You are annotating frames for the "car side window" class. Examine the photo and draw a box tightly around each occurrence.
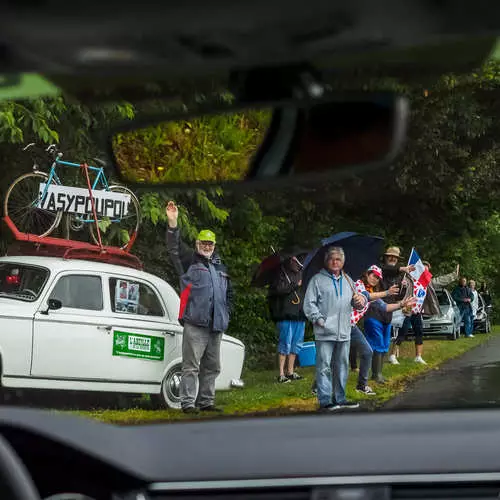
[50,275,103,311]
[109,277,164,317]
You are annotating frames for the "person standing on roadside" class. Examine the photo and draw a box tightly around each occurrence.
[165,201,233,414]
[389,260,460,365]
[353,265,415,393]
[373,247,414,372]
[303,246,367,411]
[452,277,474,338]
[480,282,492,307]
[268,255,306,383]
[469,280,479,321]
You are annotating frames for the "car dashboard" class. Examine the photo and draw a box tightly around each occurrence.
[1,407,500,500]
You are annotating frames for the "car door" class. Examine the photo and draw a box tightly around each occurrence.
[100,274,181,384]
[450,292,461,331]
[32,272,115,381]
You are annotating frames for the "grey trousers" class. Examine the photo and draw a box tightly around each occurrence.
[180,322,223,409]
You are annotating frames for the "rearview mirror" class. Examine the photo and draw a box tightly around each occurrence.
[108,93,408,187]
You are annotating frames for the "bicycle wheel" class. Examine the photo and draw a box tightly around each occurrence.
[88,185,141,250]
[4,172,62,237]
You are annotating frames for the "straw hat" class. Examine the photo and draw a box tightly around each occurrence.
[384,246,403,260]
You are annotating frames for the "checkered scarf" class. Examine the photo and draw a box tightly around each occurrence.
[351,279,371,325]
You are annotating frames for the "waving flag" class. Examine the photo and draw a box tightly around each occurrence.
[408,248,433,313]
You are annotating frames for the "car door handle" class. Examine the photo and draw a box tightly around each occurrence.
[162,331,176,337]
[97,325,113,332]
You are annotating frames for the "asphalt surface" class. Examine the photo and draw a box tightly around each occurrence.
[384,334,500,410]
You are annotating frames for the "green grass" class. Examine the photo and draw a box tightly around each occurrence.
[71,329,499,425]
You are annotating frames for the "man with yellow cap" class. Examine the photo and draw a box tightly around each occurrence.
[166,201,233,414]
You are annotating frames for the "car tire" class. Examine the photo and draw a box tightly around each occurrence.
[449,329,458,341]
[153,364,182,409]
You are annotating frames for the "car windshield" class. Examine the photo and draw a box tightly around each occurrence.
[0,263,48,301]
[0,60,498,423]
[436,291,451,307]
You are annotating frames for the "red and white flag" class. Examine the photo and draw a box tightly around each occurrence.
[408,248,433,314]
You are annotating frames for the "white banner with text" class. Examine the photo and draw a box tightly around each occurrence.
[38,183,131,218]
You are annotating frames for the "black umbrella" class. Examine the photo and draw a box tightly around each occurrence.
[302,232,385,290]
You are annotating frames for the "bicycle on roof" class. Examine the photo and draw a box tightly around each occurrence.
[3,143,141,250]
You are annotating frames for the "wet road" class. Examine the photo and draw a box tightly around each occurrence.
[384,334,500,410]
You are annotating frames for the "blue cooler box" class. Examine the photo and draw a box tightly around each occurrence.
[297,341,316,367]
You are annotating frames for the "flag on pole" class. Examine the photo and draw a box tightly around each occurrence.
[408,248,433,313]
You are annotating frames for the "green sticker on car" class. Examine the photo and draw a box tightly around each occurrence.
[112,330,165,361]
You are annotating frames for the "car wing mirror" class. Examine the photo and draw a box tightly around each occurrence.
[41,298,63,315]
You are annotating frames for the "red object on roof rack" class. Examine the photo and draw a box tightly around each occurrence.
[3,216,143,271]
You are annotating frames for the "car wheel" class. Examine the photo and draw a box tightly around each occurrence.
[449,329,458,341]
[154,364,182,409]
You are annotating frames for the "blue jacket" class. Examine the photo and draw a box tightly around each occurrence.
[166,227,233,333]
[303,269,366,342]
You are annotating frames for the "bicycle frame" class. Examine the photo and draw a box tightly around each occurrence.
[38,158,113,223]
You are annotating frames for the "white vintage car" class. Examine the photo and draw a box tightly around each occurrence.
[0,255,245,408]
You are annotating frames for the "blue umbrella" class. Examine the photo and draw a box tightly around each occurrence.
[302,232,385,290]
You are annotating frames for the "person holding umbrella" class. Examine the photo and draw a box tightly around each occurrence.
[303,246,367,411]
[268,254,306,383]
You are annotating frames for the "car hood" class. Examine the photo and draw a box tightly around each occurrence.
[425,305,450,320]
[0,297,36,314]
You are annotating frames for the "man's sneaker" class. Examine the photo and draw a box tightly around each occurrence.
[356,385,376,396]
[287,372,303,381]
[199,405,224,413]
[388,354,400,365]
[337,400,360,409]
[318,403,341,412]
[466,334,475,338]
[182,407,199,414]
[414,356,427,365]
[278,375,291,384]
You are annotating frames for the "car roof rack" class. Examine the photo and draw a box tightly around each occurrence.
[3,216,143,271]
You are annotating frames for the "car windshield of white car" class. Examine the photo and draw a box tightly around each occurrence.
[0,264,49,301]
[436,291,450,306]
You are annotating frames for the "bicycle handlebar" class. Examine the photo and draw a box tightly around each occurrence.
[23,143,63,162]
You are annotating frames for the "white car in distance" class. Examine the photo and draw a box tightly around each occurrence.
[0,255,245,409]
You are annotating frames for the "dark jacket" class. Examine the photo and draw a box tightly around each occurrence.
[452,285,473,311]
[166,227,233,333]
[267,263,305,322]
[366,263,408,324]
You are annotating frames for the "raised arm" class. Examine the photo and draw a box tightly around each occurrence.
[165,201,194,276]
[432,265,459,288]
